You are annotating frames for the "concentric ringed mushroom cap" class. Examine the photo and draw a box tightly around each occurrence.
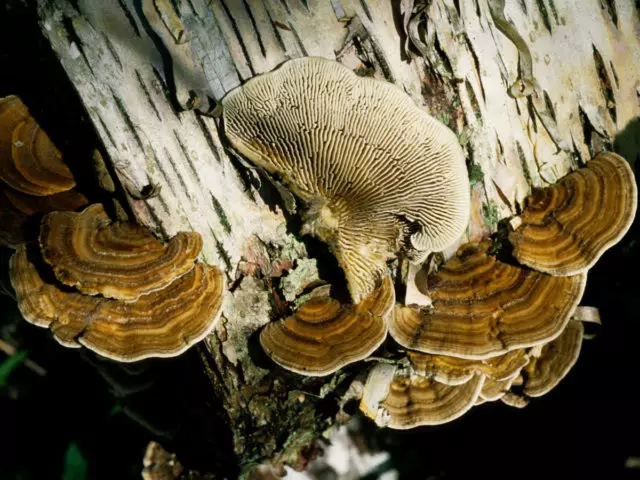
[259,275,394,376]
[0,95,75,196]
[10,244,225,361]
[223,57,469,302]
[359,364,484,429]
[523,319,584,397]
[389,242,586,359]
[408,349,529,385]
[509,151,637,276]
[39,203,203,301]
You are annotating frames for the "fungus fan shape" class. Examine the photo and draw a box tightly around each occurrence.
[10,203,225,362]
[389,242,586,359]
[260,275,394,376]
[0,95,76,196]
[40,204,202,301]
[509,151,637,276]
[360,364,484,429]
[523,320,584,397]
[223,57,469,302]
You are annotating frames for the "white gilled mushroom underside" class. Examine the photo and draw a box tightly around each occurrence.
[223,57,470,302]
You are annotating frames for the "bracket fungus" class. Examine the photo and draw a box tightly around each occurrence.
[39,204,202,301]
[360,364,484,429]
[389,242,586,359]
[408,349,529,386]
[222,57,469,302]
[259,275,394,376]
[509,152,637,276]
[9,204,225,362]
[0,95,76,196]
[522,319,584,397]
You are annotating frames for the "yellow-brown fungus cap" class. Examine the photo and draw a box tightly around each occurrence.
[259,275,394,376]
[0,96,75,196]
[39,204,202,301]
[360,364,484,428]
[389,242,586,359]
[523,320,584,397]
[509,152,637,276]
[10,244,224,361]
[408,349,529,385]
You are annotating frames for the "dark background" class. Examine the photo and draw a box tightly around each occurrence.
[1,2,639,479]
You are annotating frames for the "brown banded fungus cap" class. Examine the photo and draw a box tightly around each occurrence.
[360,364,484,428]
[222,57,469,302]
[259,275,394,376]
[389,241,586,359]
[522,319,584,397]
[408,349,529,386]
[39,204,202,301]
[10,244,224,361]
[0,95,76,196]
[509,152,637,276]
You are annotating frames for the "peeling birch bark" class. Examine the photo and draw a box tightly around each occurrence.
[36,0,640,475]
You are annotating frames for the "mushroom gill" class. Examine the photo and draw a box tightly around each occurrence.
[222,57,469,302]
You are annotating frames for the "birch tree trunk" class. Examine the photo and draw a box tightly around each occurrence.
[35,0,640,476]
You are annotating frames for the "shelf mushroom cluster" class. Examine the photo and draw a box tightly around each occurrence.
[9,203,225,362]
[360,151,636,428]
[0,95,88,248]
[222,57,636,427]
[222,56,469,379]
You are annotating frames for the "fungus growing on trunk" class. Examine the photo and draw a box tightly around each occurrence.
[10,242,224,362]
[39,204,202,301]
[10,203,225,361]
[259,275,394,376]
[359,364,484,428]
[509,151,637,276]
[222,57,469,302]
[389,242,586,359]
